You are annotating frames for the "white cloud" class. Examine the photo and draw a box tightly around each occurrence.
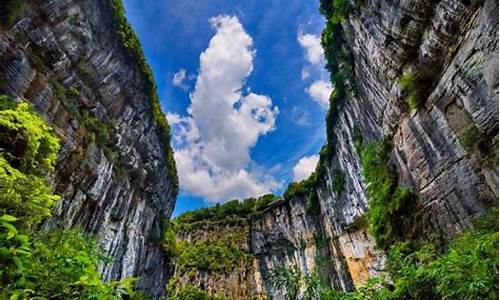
[293,155,319,182]
[168,15,280,203]
[297,30,334,108]
[297,31,324,65]
[306,80,333,107]
[172,68,189,91]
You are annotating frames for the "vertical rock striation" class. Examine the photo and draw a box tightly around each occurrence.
[0,0,177,297]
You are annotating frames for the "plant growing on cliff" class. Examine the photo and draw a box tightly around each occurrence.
[1,0,26,28]
[0,95,148,299]
[358,138,415,249]
[317,210,498,300]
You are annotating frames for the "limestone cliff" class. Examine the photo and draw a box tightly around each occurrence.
[0,0,177,297]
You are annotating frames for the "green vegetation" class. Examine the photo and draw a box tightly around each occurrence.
[108,0,178,196]
[359,138,416,249]
[283,173,320,214]
[332,169,345,195]
[398,71,424,110]
[0,96,60,229]
[175,227,253,274]
[1,0,26,28]
[167,278,226,300]
[267,265,301,300]
[459,125,484,154]
[0,95,148,299]
[173,194,279,229]
[271,212,498,300]
[51,81,120,162]
[319,210,499,300]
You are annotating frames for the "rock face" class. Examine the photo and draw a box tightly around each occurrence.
[315,0,499,290]
[168,0,498,298]
[0,0,177,297]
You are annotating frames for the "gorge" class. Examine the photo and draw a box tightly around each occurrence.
[0,0,498,299]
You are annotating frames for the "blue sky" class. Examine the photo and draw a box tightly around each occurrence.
[123,0,330,216]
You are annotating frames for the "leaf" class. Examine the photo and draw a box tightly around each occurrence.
[0,214,18,222]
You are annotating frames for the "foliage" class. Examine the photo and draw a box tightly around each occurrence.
[267,265,301,300]
[319,209,499,300]
[331,169,345,195]
[0,96,61,229]
[1,0,26,28]
[108,0,178,196]
[174,194,280,228]
[398,71,424,110]
[359,139,415,249]
[166,279,226,300]
[459,125,484,154]
[175,227,253,274]
[1,225,148,299]
[0,95,60,174]
[162,220,179,258]
[284,171,321,214]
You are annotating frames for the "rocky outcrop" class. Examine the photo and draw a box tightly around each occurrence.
[315,0,498,289]
[0,0,177,297]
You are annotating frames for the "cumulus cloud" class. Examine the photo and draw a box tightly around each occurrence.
[168,15,280,203]
[297,30,333,108]
[293,155,319,181]
[306,80,333,108]
[172,68,189,91]
[297,31,323,65]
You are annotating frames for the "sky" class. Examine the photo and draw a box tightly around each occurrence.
[122,0,331,216]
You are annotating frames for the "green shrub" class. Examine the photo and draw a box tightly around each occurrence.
[459,125,484,154]
[175,228,253,274]
[166,280,226,300]
[0,96,60,229]
[174,194,280,228]
[332,169,345,195]
[359,139,415,249]
[398,71,423,110]
[267,266,301,300]
[1,0,26,28]
[162,220,179,258]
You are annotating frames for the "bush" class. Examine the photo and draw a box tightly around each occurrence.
[459,125,484,154]
[1,0,26,28]
[359,139,415,249]
[0,96,60,229]
[167,281,226,300]
[332,169,345,195]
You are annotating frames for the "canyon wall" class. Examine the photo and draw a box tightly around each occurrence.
[0,0,177,297]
